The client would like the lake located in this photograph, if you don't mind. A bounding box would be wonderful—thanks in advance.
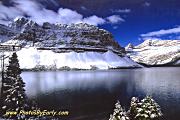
[21,67,180,120]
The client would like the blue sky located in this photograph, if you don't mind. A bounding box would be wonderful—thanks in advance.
[0,0,180,46]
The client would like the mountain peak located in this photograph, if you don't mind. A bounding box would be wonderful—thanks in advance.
[13,16,29,22]
[125,43,134,50]
[9,17,38,30]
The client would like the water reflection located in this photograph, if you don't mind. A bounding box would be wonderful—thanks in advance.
[22,70,136,97]
[21,67,180,120]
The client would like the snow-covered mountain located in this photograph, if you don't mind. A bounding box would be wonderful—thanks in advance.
[0,17,141,70]
[126,40,180,66]
[3,17,122,51]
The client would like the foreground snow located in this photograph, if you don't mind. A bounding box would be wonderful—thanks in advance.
[13,47,141,70]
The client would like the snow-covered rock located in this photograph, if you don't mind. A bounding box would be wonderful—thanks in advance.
[1,17,123,52]
[126,40,180,66]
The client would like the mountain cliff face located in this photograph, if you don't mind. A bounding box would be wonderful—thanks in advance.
[2,17,123,52]
[0,17,141,70]
[126,40,180,66]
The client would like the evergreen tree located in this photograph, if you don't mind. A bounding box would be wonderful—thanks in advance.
[129,96,163,120]
[2,52,27,119]
[128,97,140,119]
[110,96,163,120]
[109,101,130,120]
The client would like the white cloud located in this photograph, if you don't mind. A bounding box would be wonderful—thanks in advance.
[140,37,162,41]
[0,0,125,26]
[14,0,58,24]
[38,0,59,7]
[141,26,180,37]
[83,15,106,26]
[57,8,83,24]
[113,26,118,29]
[106,15,125,24]
[81,6,87,10]
[111,9,131,13]
[0,1,23,25]
[143,2,151,7]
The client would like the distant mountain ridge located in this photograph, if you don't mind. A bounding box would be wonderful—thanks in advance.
[126,40,180,66]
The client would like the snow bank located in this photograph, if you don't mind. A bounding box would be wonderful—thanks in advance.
[16,47,141,70]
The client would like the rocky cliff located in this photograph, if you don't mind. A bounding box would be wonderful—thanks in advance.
[1,17,124,54]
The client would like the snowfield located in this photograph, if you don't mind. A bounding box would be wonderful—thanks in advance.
[13,47,141,70]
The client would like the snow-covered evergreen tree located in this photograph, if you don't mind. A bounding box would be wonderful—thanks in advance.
[128,97,140,119]
[110,96,163,120]
[109,101,130,120]
[2,52,27,119]
[130,96,163,120]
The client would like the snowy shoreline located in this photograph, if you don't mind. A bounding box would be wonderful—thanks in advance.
[21,66,142,72]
